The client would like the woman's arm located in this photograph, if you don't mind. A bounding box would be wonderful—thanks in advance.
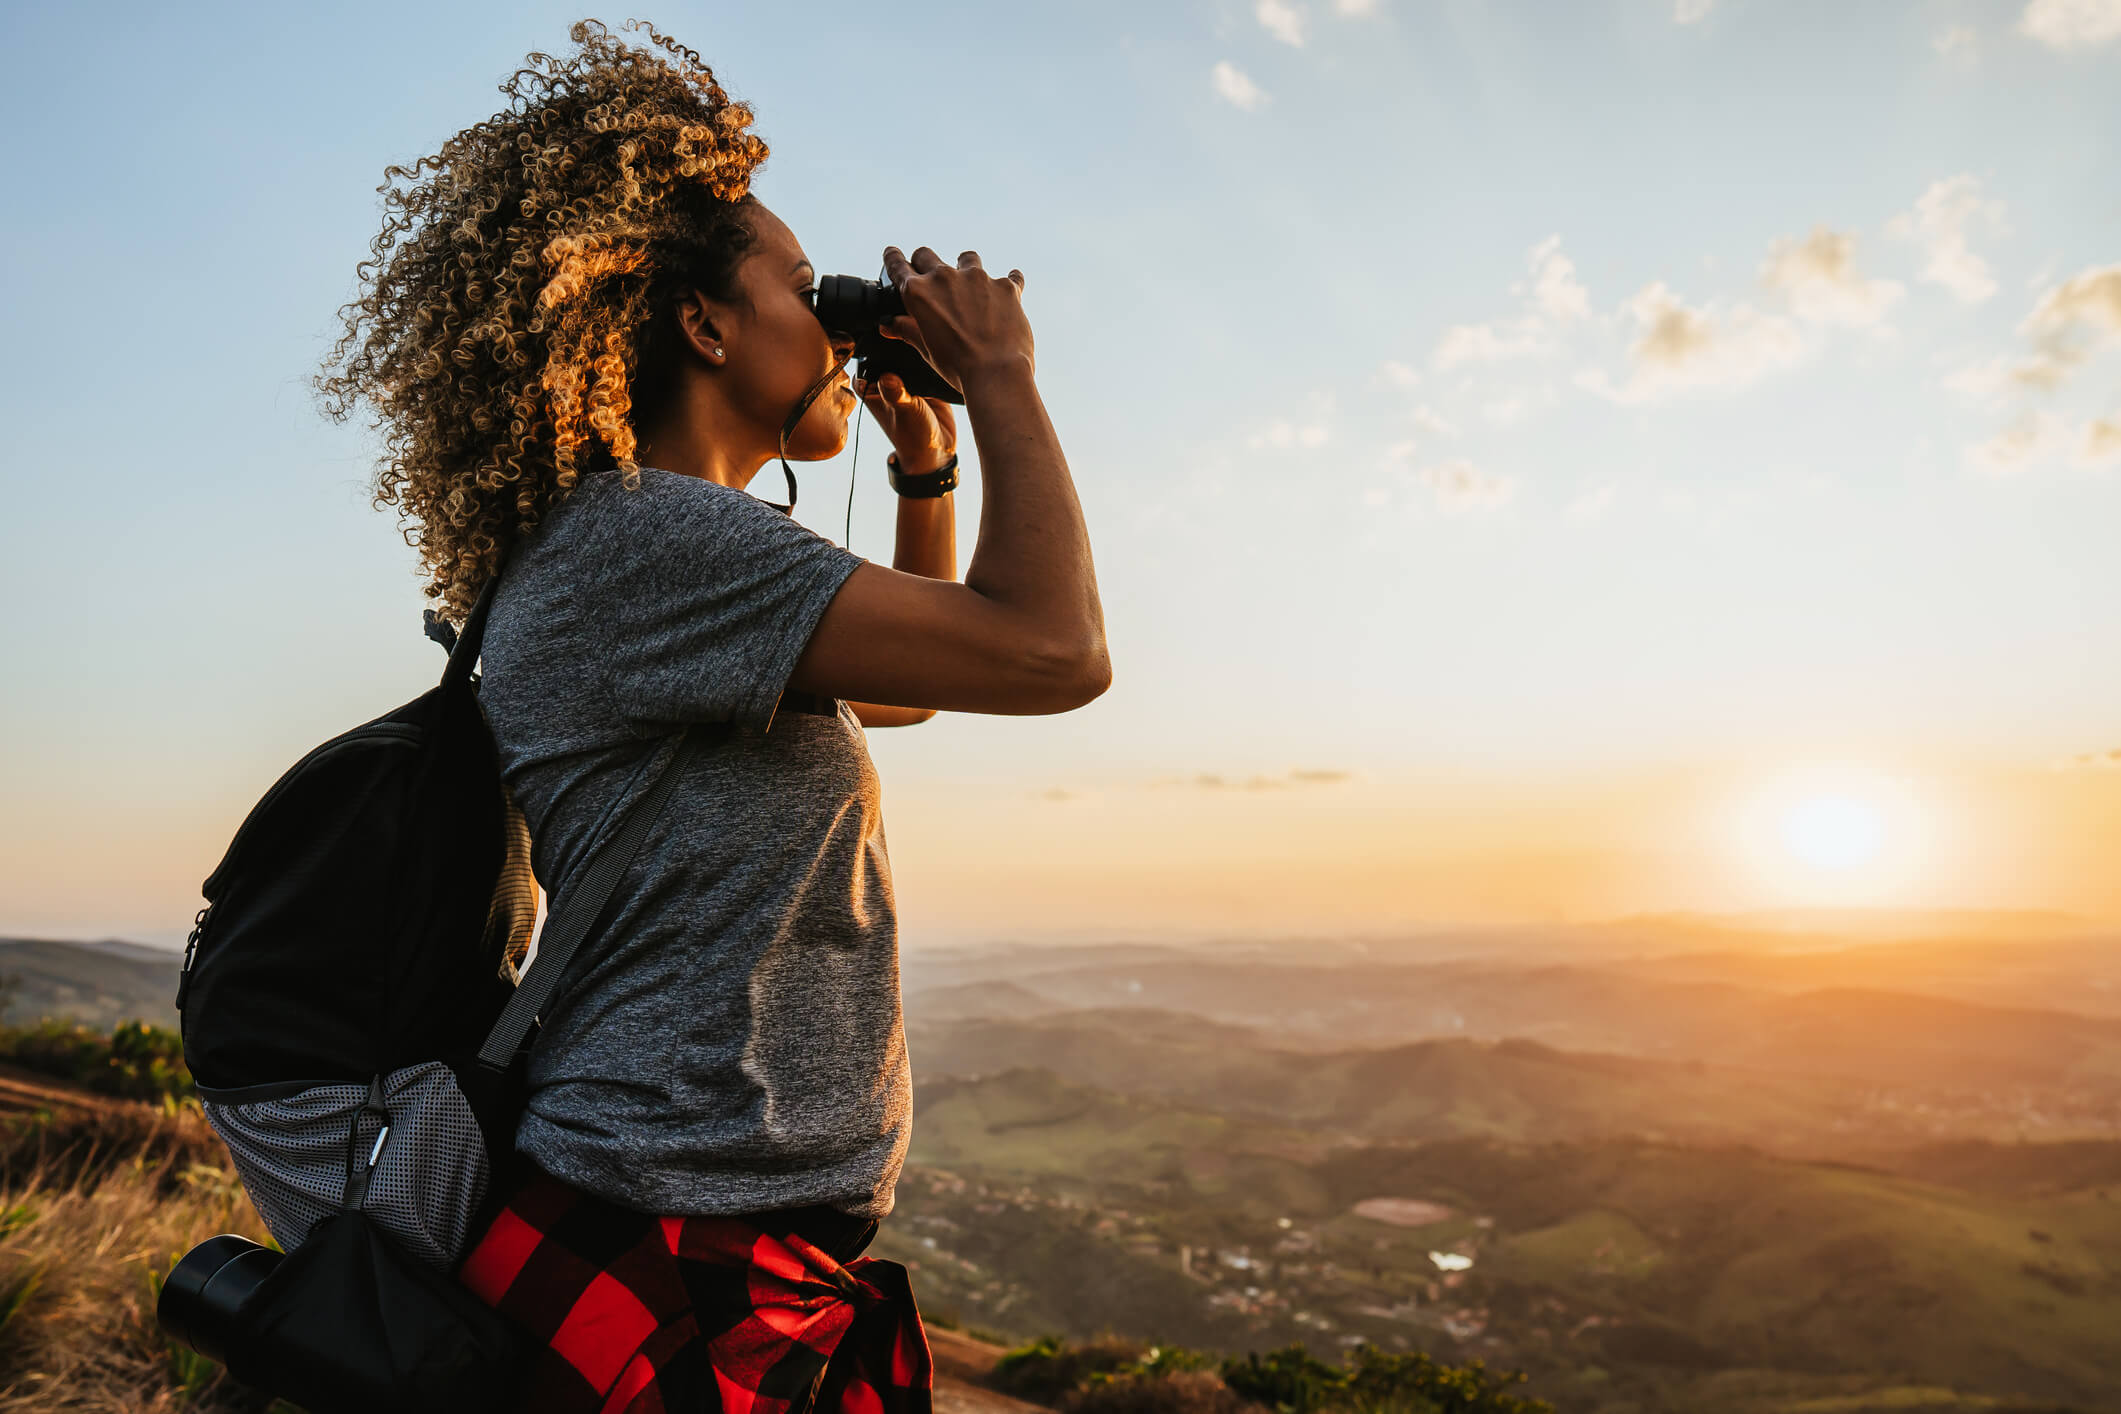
[789,247,1108,717]
[847,471,955,727]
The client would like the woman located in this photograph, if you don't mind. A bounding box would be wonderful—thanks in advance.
[318,20,1108,1413]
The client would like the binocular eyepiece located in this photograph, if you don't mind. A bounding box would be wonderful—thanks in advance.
[809,271,964,406]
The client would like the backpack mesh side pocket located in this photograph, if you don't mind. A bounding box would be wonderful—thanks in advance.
[200,1061,491,1270]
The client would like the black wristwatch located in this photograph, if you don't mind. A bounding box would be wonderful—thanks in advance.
[887,451,959,499]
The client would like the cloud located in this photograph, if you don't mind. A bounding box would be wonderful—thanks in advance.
[1430,235,1589,369]
[1968,410,2073,474]
[1481,393,1529,425]
[1378,359,1422,389]
[1576,282,1804,404]
[1160,770,1352,791]
[1674,0,1714,22]
[1944,349,2085,403]
[1257,0,1306,46]
[2084,416,2121,464]
[1519,236,1592,323]
[1416,458,1516,513]
[1934,23,1979,59]
[1411,405,1460,438]
[2021,262,2121,346]
[1759,226,1905,327]
[2020,0,2121,49]
[2062,748,2121,770]
[1334,0,1380,14]
[1213,61,1268,110]
[1886,175,2006,303]
[1248,418,1330,450]
[1432,319,1550,369]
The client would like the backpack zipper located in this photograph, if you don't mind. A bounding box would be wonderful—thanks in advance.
[176,905,212,1011]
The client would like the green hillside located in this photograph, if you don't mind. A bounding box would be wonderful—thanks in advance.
[894,1069,2121,1413]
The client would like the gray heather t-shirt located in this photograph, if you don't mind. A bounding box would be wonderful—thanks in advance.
[476,467,911,1219]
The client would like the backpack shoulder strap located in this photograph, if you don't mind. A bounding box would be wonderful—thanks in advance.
[473,721,731,1071]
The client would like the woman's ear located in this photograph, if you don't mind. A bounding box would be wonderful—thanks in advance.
[672,289,728,364]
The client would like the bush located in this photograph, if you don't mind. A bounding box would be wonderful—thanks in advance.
[0,1019,195,1105]
[997,1335,1152,1403]
[1000,1337,1550,1414]
[1062,1370,1256,1414]
[1223,1343,1553,1414]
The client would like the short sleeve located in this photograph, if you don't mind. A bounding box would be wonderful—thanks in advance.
[577,471,864,733]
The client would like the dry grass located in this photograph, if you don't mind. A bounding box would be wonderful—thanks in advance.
[0,1100,281,1413]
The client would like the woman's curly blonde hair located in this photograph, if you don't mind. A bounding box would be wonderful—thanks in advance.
[319,19,769,621]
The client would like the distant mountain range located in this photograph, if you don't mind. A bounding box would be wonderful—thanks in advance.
[0,938,179,1029]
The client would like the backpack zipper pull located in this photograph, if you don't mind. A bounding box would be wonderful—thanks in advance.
[175,906,211,1011]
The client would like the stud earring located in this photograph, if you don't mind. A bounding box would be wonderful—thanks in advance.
[713,347,724,358]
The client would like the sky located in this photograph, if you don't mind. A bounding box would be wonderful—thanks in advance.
[1,0,2117,947]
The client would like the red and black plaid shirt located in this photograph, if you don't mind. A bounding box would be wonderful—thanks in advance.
[459,1165,934,1414]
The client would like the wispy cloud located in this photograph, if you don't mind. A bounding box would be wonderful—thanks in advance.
[1156,769,1353,791]
[1886,175,2007,303]
[1333,0,1380,15]
[1377,359,1422,389]
[1257,0,1306,47]
[1576,282,1803,404]
[1212,61,1268,110]
[1968,410,2073,474]
[1948,263,2121,416]
[1519,236,1592,323]
[1759,226,1904,328]
[1248,418,1330,450]
[1674,0,1714,23]
[1934,23,1979,60]
[1430,235,1588,370]
[2019,0,2121,50]
[2021,262,2121,355]
[2082,415,2121,464]
[1411,405,1460,439]
[1416,458,1516,513]
[2061,748,2121,770]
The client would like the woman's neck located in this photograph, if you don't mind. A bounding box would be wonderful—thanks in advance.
[635,386,773,491]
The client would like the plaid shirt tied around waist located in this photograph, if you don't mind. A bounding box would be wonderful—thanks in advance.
[459,1167,934,1414]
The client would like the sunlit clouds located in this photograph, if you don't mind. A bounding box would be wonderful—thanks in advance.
[1886,175,2006,303]
[1256,0,1306,47]
[1211,60,1267,109]
[1576,282,1803,405]
[1759,227,1904,329]
[2019,0,2121,50]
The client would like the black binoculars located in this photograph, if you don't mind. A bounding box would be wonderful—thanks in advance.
[809,271,964,406]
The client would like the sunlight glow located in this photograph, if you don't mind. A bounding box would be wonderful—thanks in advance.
[1729,765,1932,908]
[1781,795,1884,872]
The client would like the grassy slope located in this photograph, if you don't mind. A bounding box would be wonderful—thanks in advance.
[907,1069,2121,1411]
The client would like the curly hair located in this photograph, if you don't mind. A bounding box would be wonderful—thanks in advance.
[319,19,770,621]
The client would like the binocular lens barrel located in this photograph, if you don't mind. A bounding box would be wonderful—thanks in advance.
[159,1234,283,1365]
[811,274,904,335]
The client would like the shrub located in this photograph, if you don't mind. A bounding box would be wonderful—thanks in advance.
[1063,1370,1256,1414]
[996,1335,1150,1403]
[0,1019,195,1105]
[1222,1343,1553,1414]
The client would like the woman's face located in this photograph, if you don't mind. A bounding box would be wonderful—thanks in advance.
[718,203,858,462]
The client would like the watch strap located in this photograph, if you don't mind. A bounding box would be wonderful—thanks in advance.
[887,451,959,499]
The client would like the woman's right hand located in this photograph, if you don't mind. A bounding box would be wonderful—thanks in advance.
[880,246,1033,392]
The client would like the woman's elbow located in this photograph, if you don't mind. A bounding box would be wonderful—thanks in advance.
[1020,637,1111,713]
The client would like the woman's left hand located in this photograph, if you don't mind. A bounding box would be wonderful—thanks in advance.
[856,372,958,475]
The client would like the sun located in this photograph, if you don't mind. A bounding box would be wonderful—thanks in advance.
[1780,795,1885,872]
[1731,765,1929,906]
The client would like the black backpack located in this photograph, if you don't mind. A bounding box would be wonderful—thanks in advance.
[165,573,716,1412]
